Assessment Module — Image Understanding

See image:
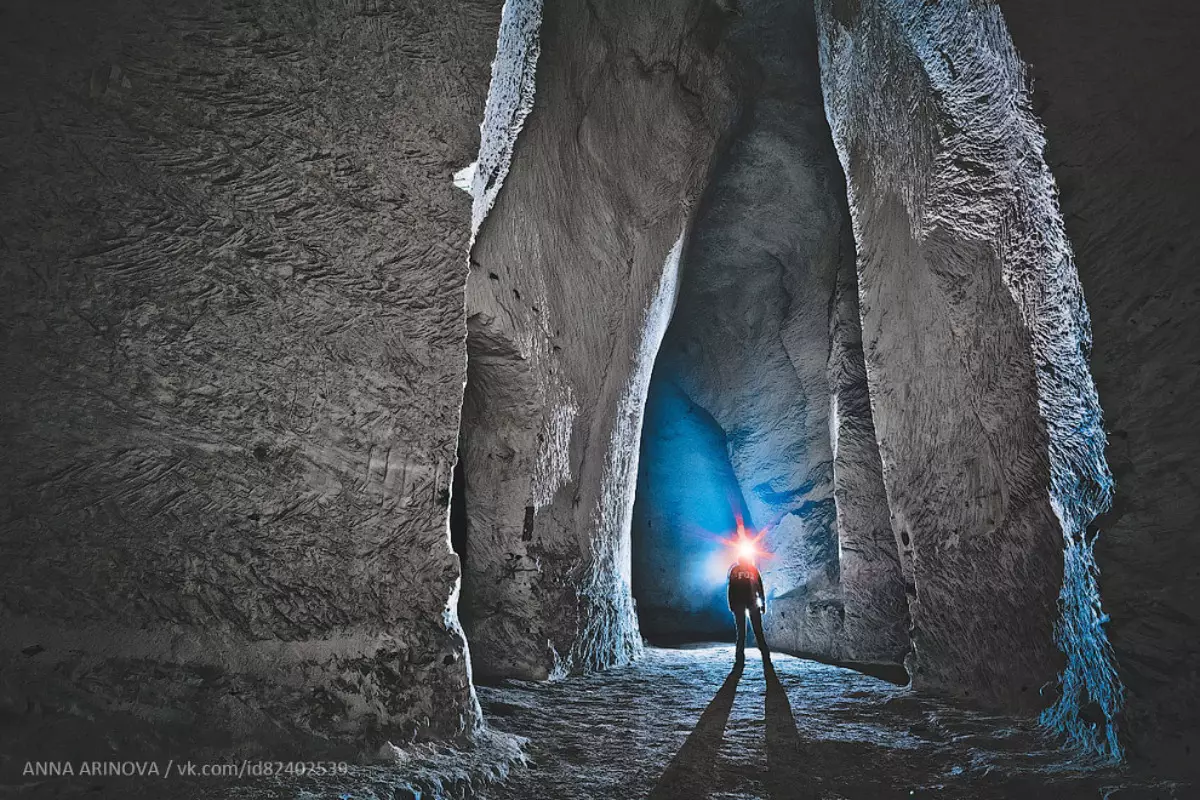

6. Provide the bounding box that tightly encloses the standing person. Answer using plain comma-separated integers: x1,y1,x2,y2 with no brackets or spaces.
728,551,770,666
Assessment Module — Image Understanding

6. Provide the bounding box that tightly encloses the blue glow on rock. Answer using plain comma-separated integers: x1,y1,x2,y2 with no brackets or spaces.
1041,527,1124,761
632,376,752,641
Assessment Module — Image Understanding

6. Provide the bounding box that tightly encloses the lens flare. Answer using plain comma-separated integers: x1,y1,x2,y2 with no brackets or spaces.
720,514,771,563
737,539,757,560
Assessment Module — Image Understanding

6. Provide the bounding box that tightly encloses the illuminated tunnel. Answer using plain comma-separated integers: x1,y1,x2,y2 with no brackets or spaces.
632,374,752,643
630,0,900,662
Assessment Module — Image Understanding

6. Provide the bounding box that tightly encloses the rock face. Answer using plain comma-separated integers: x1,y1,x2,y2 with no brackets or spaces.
459,0,738,679
815,0,1123,752
634,0,908,665
0,0,499,759
998,0,1200,774
827,246,912,665
4,0,1192,776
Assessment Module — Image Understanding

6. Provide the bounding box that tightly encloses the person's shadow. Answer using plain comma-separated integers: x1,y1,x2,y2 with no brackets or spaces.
647,661,744,800
763,659,810,799
648,658,811,800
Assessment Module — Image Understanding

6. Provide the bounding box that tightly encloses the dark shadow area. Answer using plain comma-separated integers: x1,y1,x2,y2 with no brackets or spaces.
449,447,467,559
648,662,745,800
644,629,735,648
764,660,810,799
790,653,909,686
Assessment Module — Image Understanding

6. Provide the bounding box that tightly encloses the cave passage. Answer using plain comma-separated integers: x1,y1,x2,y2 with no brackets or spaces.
450,447,467,562
632,376,751,645
625,0,913,675
2,0,1194,789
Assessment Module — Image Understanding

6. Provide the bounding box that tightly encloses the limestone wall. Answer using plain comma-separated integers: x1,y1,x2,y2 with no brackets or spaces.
0,0,500,759
815,0,1122,753
460,0,738,679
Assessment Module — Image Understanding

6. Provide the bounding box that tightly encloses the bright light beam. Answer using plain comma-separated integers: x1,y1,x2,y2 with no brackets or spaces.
720,518,772,563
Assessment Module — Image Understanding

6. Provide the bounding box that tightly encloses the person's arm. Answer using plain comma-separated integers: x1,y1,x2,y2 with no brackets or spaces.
756,572,765,611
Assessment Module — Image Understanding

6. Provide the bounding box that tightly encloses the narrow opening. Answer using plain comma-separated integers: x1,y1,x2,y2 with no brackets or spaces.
449,446,467,561
454,306,547,680
456,0,914,687
627,0,910,679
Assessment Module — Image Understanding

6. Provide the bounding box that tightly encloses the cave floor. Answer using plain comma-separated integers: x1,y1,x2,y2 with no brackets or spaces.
473,644,1173,800
15,646,1184,799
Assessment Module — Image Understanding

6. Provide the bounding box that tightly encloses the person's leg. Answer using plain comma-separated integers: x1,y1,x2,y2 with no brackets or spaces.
734,605,747,663
750,603,770,663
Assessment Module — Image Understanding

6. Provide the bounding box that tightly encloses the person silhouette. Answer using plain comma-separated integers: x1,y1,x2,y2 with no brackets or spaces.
728,551,770,665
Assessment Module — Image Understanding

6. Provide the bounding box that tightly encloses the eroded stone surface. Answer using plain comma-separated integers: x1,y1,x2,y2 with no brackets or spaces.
828,243,912,665
473,646,1169,800
0,0,499,760
17,648,1186,799
999,0,1200,774
459,0,739,679
815,0,1081,718
636,0,907,665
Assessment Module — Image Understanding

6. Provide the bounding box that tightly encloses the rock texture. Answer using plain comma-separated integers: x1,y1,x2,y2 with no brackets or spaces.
636,0,908,665
827,244,912,666
459,0,738,679
473,646,1170,800
815,0,1122,751
0,0,500,762
998,0,1200,775
19,646,1186,798
5,0,1192,780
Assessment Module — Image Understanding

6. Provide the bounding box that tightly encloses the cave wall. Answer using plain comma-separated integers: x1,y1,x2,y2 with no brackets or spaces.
997,0,1200,773
5,0,1191,778
0,0,500,761
815,0,1123,753
459,0,738,680
827,238,912,666
638,0,908,664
